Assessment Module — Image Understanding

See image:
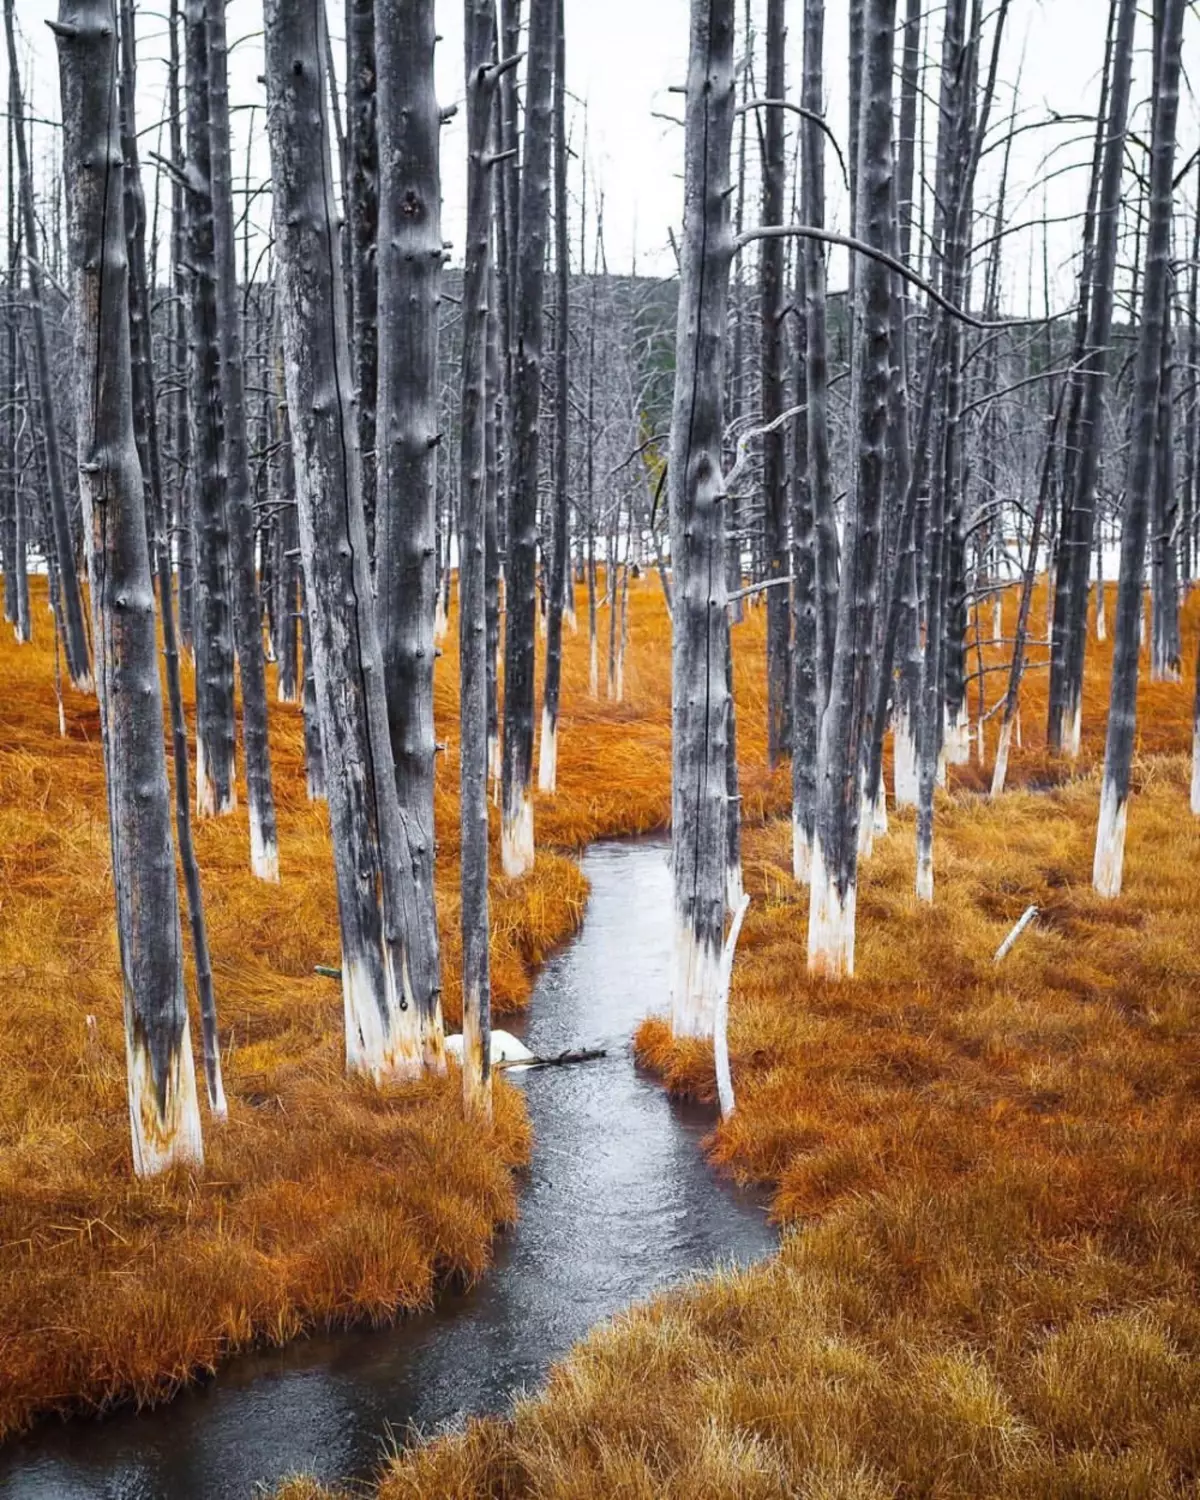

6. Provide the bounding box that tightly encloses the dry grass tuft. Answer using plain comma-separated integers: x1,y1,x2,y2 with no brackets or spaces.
294,582,1200,1498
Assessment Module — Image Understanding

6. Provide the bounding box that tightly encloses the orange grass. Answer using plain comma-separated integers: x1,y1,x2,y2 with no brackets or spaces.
287,581,1200,1498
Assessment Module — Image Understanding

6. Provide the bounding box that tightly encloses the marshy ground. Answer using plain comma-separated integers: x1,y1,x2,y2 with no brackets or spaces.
2,576,1198,1498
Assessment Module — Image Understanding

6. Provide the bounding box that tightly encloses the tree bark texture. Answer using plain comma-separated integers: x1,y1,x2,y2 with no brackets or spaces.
346,0,378,548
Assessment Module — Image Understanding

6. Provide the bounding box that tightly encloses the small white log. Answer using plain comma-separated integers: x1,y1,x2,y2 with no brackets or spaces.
993,904,1039,963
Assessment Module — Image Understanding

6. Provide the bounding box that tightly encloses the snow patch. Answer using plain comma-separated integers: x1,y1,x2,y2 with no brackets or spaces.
446,1028,534,1068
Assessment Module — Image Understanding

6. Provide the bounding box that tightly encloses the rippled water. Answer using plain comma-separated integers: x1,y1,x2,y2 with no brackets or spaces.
0,840,776,1499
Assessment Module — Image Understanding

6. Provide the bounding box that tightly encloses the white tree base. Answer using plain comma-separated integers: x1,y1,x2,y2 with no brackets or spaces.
250,808,281,883
342,953,423,1082
990,718,1013,799
195,742,236,818
126,1018,204,1177
1066,697,1083,759
433,595,448,644
807,836,856,979
564,603,577,634
725,859,744,912
588,638,599,698
792,815,812,884
944,706,971,766
1092,779,1127,899
714,893,750,1121
1096,601,1107,642
488,732,502,792
992,598,1003,645
916,842,934,904
277,679,300,705
670,914,723,1039
537,706,558,793
500,786,535,877
1192,721,1200,816
893,712,919,807
857,796,876,859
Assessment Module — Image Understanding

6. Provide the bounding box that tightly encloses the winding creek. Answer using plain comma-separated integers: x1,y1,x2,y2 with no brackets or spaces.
0,840,776,1499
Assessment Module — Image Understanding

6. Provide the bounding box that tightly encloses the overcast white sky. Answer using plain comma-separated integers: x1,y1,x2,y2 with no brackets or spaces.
7,0,1198,312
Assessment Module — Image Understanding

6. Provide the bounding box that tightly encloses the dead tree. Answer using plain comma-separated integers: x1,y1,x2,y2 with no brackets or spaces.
118,0,225,1116
206,0,279,881
760,0,790,766
501,0,555,875
459,0,505,1117
6,0,91,688
374,0,446,1068
1048,0,1136,752
346,0,378,547
1094,0,1184,897
184,0,236,817
806,0,895,974
668,0,735,1038
263,0,443,1080
56,0,203,1174
3,91,28,644
538,0,568,794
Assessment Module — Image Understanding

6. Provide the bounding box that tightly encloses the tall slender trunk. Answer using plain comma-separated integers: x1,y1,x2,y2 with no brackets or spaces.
7,0,91,688
346,0,378,549
1049,0,1136,752
206,0,279,881
485,259,502,784
801,0,838,711
1150,301,1181,680
501,0,555,875
1093,0,1184,897
668,0,735,1038
57,0,203,1175
459,0,502,1118
264,0,440,1081
167,0,193,651
119,0,225,1117
807,0,895,976
184,0,237,817
374,0,446,1068
538,0,569,795
791,246,818,880
4,93,28,643
761,0,790,764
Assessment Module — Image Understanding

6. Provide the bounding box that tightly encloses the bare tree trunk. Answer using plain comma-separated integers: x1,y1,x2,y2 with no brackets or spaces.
119,0,225,1118
1049,0,1135,752
801,0,838,712
184,0,237,819
1150,301,1182,681
791,247,818,881
501,0,555,875
538,0,568,795
3,93,28,643
346,0,378,549
57,0,203,1175
206,0,279,881
7,0,91,688
459,0,503,1118
1094,0,1184,896
668,0,735,1038
264,0,441,1080
807,0,895,975
374,0,446,1068
167,0,193,651
760,0,790,765
485,259,502,786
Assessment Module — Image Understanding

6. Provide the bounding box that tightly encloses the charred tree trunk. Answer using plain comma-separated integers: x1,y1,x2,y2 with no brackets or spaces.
3,95,27,643
1093,0,1183,896
7,0,91,688
1150,302,1181,681
1048,0,1135,752
184,0,236,818
118,0,225,1117
167,0,193,650
459,0,503,1117
538,0,568,795
760,0,789,765
791,248,818,880
501,0,555,875
57,0,203,1174
374,0,446,1068
206,0,279,881
346,0,378,548
264,0,441,1080
668,0,735,1038
807,0,895,975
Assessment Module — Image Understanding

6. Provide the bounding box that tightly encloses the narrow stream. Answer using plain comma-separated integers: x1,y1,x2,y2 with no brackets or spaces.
0,840,776,1499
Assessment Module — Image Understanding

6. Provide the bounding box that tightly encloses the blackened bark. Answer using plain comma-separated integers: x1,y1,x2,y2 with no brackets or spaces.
264,0,438,1078
668,0,735,1037
167,0,193,650
539,0,568,795
501,0,555,875
207,0,279,880
760,0,789,765
375,0,445,1064
57,0,202,1174
184,0,236,817
1094,0,1184,896
807,0,895,976
346,0,378,547
6,0,91,687
1150,302,1181,680
460,0,502,1116
791,247,818,880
